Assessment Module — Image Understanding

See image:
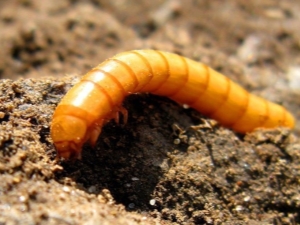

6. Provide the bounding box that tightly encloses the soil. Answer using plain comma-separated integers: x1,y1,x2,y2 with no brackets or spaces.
0,0,300,224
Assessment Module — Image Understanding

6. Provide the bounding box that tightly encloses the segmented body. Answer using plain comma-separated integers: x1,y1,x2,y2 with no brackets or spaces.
50,50,295,159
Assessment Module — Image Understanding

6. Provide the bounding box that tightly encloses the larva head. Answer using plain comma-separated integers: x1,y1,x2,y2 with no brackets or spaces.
51,115,87,160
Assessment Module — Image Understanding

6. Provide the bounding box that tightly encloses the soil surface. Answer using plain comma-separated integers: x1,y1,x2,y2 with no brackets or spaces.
0,0,300,224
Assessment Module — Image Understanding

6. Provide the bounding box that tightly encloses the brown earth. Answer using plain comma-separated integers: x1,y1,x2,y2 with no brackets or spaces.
0,0,300,224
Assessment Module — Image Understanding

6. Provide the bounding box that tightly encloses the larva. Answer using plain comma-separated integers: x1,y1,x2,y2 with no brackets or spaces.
51,50,295,159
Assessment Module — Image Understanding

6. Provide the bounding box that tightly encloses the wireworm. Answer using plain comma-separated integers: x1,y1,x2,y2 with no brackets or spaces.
50,50,295,159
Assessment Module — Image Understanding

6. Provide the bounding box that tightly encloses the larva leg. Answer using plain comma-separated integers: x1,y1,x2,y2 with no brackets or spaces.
88,122,104,149
119,106,128,124
111,106,128,124
113,111,120,124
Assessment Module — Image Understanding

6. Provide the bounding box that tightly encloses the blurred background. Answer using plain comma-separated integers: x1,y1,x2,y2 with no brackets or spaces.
1,0,299,130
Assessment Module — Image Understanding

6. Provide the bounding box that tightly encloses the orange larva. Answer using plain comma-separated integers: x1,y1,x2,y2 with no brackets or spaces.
50,50,295,159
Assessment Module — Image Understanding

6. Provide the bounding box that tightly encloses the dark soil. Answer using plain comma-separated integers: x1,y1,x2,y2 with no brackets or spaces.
0,0,299,224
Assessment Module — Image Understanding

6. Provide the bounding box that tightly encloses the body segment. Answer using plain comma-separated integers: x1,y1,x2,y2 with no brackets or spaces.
51,50,295,159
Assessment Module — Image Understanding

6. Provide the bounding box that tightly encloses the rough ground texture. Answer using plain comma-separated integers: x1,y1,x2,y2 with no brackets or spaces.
0,0,300,224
